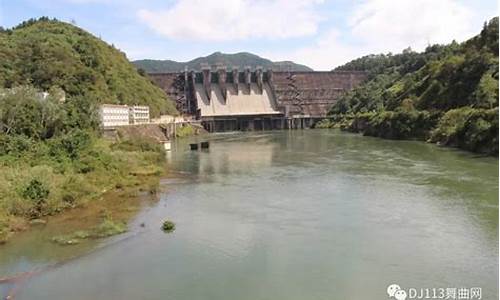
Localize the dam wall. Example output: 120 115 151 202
148 68 367 131
270 71 366 117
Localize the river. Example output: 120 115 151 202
1 130 498 299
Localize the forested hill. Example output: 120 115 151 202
0 18 177 116
133 52 313 73
326 17 498 155
0 18 175 243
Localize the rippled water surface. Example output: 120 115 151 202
2 130 498 299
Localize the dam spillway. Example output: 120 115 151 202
148 67 366 132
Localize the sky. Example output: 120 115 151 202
0 0 497 70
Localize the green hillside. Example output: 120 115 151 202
0 17 177 117
133 51 313 73
0 18 172 243
324 17 499 155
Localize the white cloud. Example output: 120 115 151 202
137 0 324 41
349 0 476 52
268 0 484 70
265 28 361 71
62 0 113 3
65 0 135 3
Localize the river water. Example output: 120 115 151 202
1 130 498 299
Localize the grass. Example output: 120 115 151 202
0 137 165 244
51 217 127 245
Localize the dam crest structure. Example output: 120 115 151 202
149 66 367 132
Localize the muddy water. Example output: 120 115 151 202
1 130 498 300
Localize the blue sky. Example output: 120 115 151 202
0 0 497 70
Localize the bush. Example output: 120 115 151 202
21 179 50 217
0 134 34 156
111 136 163 153
348 110 439 140
49 129 92 160
314 119 335 129
162 220 175 232
21 179 49 203
175 124 195 138
430 107 498 154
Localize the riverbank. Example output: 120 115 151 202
315 107 499 156
0 135 166 244
323 18 498 156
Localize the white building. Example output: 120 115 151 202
100 104 130 128
129 105 150 125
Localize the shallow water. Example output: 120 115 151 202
2 130 498 299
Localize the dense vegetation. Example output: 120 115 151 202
0 86 166 243
0 17 177 117
326 17 498 155
133 51 313 73
0 18 173 243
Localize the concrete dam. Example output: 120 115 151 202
149 68 366 132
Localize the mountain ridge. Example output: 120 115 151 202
133 51 313 73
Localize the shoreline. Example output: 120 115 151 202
0 169 163 245
0 183 162 299
0 124 204 245
0 136 167 245
315 117 498 157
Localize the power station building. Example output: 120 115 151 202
129 105 150 125
100 104 151 128
99 104 130 128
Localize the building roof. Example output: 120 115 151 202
100 104 129 109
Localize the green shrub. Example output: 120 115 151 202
162 220 175 232
49 129 92 160
21 179 49 203
430 107 498 154
314 119 335 129
21 179 50 218
0 134 34 156
111 136 163 153
349 110 439 140
175 124 195 138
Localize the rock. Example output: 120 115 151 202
29 219 47 226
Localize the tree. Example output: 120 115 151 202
474 70 499 108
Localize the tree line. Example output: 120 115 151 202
322 17 498 155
